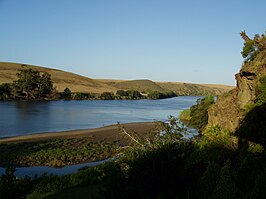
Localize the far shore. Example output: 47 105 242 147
0 122 158 144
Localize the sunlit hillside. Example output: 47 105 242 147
0 62 233 95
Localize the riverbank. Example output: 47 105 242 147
0 122 157 144
0 122 161 167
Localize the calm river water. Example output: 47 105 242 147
0 96 200 177
0 96 200 138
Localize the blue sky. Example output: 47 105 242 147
0 0 265 85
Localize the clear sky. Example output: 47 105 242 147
0 0 265 85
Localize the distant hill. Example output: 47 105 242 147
157 82 233 95
100 79 166 92
0 62 234 95
0 62 116 93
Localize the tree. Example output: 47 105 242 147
240 31 266 62
116 90 128 97
38 72 53 98
12 65 54 100
0 167 16 199
62 87 72 99
0 83 12 100
100 92 115 100
127 90 142 99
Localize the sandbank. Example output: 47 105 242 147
0 122 158 144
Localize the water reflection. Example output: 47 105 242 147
0 159 109 178
0 96 201 138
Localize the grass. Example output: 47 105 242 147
0 138 121 167
0 61 233 95
112 79 165 92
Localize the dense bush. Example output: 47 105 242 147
147 91 177 99
0 83 12 100
100 92 115 100
62 87 72 99
180 95 215 132
179 109 191 123
116 90 129 97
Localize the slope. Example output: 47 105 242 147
0 62 116 93
0 62 233 95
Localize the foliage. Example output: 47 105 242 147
147 91 177 99
147 91 163 99
127 90 142 100
187 95 215 132
236 102 266 147
100 92 115 100
255 76 266 106
0 83 12 100
0 138 120 167
240 31 266 62
0 167 32 199
62 87 72 99
241 40 257 62
0 65 56 100
179 109 191 123
211 160 238 199
116 90 128 97
200 125 232 149
12 65 54 100
197 161 221 198
115 90 143 100
73 92 93 100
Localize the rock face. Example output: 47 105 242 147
208 88 244 132
207 51 266 132
235 71 257 109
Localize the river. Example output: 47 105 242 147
0 96 200 177
0 96 200 138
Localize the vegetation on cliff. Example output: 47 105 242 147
208 31 266 131
179 95 215 132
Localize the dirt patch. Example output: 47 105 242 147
0 122 158 144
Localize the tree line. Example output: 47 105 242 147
0 65 178 101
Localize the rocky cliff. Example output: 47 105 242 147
208 32 266 132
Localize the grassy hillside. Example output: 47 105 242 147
157 82 233 95
0 62 116 93
0 62 233 95
101 79 166 92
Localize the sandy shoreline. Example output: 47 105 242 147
0 122 158 144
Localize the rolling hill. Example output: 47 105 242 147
0 62 234 95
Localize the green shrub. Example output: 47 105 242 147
179 109 191 123
116 90 128 96
62 87 72 99
100 92 115 100
189 95 215 132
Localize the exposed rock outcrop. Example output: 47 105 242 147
208 48 266 132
